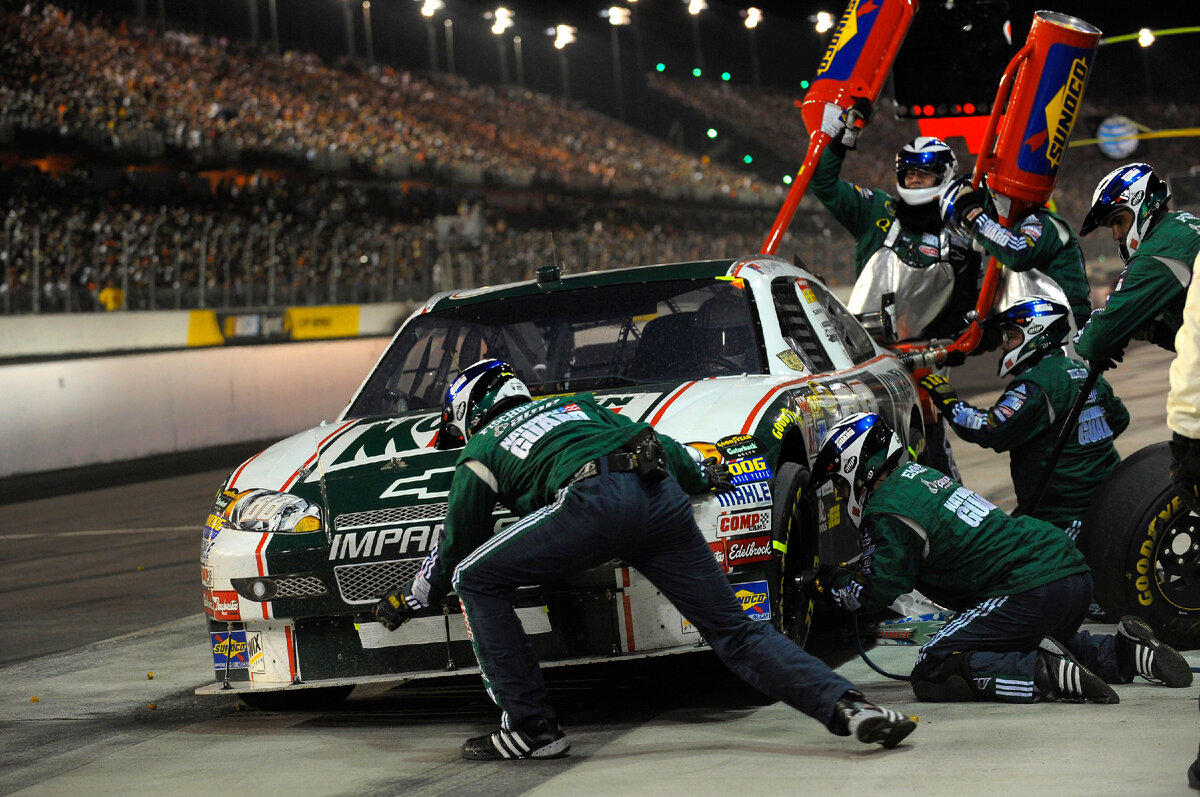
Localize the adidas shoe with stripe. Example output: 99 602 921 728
461 716 570 761
1034 636 1119 704
1117 615 1193 688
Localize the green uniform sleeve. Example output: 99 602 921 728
1076 256 1188 361
1099 377 1130 438
656 430 709 494
422 460 499 604
810 147 877 242
971 210 1061 272
939 382 1051 453
829 512 923 614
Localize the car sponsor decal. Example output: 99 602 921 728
716 434 762 460
718 509 771 535
711 534 774 572
204 589 241 621
732 580 772 621
714 481 772 509
727 456 772 485
776 350 807 371
212 629 252 670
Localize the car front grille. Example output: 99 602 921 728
334 558 424 604
334 503 449 530
272 574 329 598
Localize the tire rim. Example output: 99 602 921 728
1155 511 1200 611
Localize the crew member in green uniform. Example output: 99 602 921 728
940 177 1092 327
374 359 917 760
917 295 1128 532
808 413 1191 704
813 102 983 478
1073 163 1200 367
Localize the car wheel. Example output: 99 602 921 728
238 685 354 711
1080 441 1200 650
773 461 817 648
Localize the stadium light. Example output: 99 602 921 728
813 11 834 33
549 25 577 98
742 7 762 87
602 7 632 121
487 8 513 83
686 0 706 74
418 0 444 71
1138 28 1155 47
362 2 374 65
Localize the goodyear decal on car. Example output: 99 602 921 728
717 434 762 460
1018 44 1090 174
732 580 772 621
727 455 772 485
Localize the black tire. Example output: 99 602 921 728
772 462 817 648
1080 441 1200 650
238 685 354 711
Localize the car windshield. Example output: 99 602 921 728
346 277 764 417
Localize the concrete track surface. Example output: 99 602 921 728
2 344 1197 797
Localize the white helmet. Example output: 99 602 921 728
1079 162 1171 262
990 295 1072 378
895 137 958 206
809 413 906 527
437 359 531 449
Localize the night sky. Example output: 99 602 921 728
65 0 1200 120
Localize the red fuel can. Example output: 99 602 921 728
974 11 1102 216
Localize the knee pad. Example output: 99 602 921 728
910 651 978 702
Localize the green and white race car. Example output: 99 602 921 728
198 254 922 706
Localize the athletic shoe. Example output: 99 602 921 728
832 692 917 748
1034 636 1119 704
1116 615 1194 687
460 716 569 760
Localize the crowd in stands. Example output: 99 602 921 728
3 2 1198 318
1 5 769 198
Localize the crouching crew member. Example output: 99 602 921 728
374 359 917 760
808 413 1191 705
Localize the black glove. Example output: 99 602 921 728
918 373 961 415
1170 433 1200 514
374 581 423 631
702 457 736 492
941 348 967 368
1088 348 1125 373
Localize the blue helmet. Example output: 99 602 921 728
1080 162 1171 262
895 137 958 206
990 296 1071 377
437 359 530 449
810 413 906 527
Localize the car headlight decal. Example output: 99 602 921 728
221 489 323 534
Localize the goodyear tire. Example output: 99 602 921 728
772 462 817 648
1080 441 1200 650
238 685 354 711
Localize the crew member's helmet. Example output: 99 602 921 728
437 358 531 449
990 296 1072 378
895 137 959 206
810 413 906 527
1080 162 1171 262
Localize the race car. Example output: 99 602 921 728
197 253 923 707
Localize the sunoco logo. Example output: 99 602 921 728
817 2 859 76
1044 56 1088 168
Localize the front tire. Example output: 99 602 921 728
1080 442 1200 649
773 462 817 647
